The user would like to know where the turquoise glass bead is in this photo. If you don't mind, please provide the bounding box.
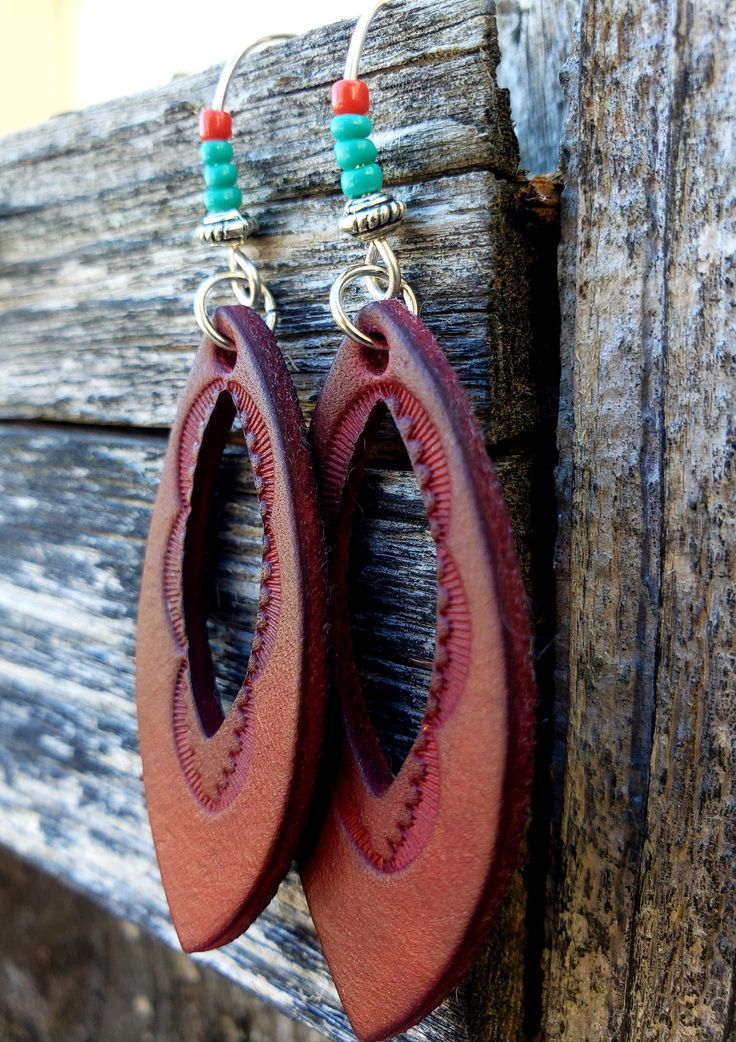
[204,162,238,188]
[341,163,383,199]
[200,139,233,164]
[330,114,372,141]
[204,185,243,212]
[334,137,378,171]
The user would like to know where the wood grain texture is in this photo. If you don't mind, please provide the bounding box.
[0,2,547,1040]
[549,1,736,1039]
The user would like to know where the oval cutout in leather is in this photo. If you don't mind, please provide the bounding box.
[137,306,326,953]
[346,401,437,778]
[194,406,263,717]
[301,300,536,1042]
[181,388,251,736]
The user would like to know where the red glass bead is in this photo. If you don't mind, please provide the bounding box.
[199,109,233,140]
[331,79,370,116]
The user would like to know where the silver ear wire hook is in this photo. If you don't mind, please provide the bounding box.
[213,34,295,111]
[195,34,294,348]
[344,0,390,81]
[329,0,417,348]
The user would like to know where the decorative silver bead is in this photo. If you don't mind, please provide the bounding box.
[196,209,258,246]
[339,192,406,240]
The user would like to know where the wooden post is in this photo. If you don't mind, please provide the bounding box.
[549,1,736,1038]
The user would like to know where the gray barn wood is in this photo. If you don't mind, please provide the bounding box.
[0,2,544,1041]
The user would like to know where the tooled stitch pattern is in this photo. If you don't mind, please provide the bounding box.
[164,378,281,812]
[322,382,471,872]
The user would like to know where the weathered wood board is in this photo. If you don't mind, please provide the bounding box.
[0,2,546,1040]
[0,419,535,1037]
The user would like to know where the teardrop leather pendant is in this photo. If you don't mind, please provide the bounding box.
[301,300,536,1042]
[136,305,326,953]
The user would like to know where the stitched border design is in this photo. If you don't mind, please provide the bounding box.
[323,382,471,871]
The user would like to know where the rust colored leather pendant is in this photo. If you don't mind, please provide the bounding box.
[136,305,326,953]
[301,300,536,1041]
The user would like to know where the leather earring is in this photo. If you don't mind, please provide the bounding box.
[136,37,327,954]
[299,6,538,1040]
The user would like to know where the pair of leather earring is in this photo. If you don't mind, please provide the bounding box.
[136,6,537,1041]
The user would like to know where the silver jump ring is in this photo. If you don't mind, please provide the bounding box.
[364,238,401,300]
[195,270,274,348]
[261,284,277,330]
[226,249,276,331]
[330,261,418,347]
[228,248,262,307]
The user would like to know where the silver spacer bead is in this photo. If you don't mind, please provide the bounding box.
[338,192,406,241]
[196,209,258,246]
